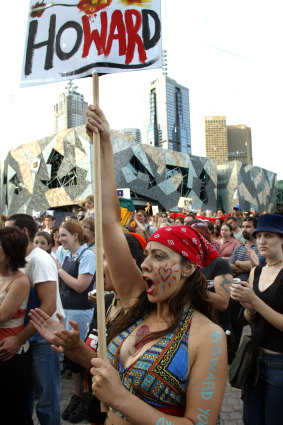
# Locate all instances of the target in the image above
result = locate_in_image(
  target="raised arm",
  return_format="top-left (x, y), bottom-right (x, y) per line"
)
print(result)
top-left (86, 105), bottom-right (145, 307)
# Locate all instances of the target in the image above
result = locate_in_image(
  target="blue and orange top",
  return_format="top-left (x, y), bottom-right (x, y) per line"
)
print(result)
top-left (107, 306), bottom-right (194, 418)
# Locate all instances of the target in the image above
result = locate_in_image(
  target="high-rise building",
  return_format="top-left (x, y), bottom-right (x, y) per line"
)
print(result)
top-left (119, 128), bottom-right (142, 143)
top-left (54, 81), bottom-right (88, 133)
top-left (143, 75), bottom-right (191, 153)
top-left (227, 124), bottom-right (253, 164)
top-left (204, 116), bottom-right (228, 165)
top-left (204, 116), bottom-right (253, 165)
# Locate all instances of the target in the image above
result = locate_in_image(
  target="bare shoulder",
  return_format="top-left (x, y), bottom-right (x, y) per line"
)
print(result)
top-left (11, 272), bottom-right (30, 288)
top-left (192, 311), bottom-right (225, 339)
top-left (189, 311), bottom-right (226, 365)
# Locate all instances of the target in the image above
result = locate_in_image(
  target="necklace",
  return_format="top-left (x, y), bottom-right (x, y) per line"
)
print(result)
top-left (266, 259), bottom-right (283, 267)
top-left (0, 274), bottom-right (12, 285)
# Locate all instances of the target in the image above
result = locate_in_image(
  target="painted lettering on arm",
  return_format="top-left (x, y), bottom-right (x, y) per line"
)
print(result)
top-left (155, 418), bottom-right (174, 425)
top-left (195, 408), bottom-right (211, 424)
top-left (200, 332), bottom-right (223, 401)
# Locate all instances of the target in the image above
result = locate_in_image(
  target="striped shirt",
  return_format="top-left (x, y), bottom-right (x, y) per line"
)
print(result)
top-left (0, 275), bottom-right (30, 353)
top-left (229, 242), bottom-right (262, 281)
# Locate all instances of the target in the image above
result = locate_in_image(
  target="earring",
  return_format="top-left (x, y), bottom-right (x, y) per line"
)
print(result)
top-left (182, 273), bottom-right (187, 278)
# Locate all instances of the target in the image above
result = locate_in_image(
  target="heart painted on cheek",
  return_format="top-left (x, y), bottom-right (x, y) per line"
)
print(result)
top-left (159, 266), bottom-right (172, 282)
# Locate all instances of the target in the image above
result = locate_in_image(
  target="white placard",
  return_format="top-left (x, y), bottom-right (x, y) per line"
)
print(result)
top-left (21, 0), bottom-right (162, 87)
top-left (117, 188), bottom-right (131, 198)
top-left (152, 205), bottom-right (159, 215)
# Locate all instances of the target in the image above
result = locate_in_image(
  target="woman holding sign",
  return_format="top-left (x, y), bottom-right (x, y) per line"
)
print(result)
top-left (83, 105), bottom-right (227, 425)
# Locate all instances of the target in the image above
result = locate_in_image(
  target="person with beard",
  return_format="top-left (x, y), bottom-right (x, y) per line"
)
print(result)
top-left (229, 216), bottom-right (263, 354)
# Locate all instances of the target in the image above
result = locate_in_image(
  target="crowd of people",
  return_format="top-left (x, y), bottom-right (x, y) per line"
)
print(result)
top-left (0, 105), bottom-right (282, 425)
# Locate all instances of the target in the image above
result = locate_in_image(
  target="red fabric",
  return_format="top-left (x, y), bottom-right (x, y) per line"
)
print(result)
top-left (170, 213), bottom-right (186, 218)
top-left (170, 212), bottom-right (232, 222)
top-left (154, 405), bottom-right (185, 417)
top-left (148, 226), bottom-right (219, 268)
top-left (130, 232), bottom-right (147, 250)
top-left (197, 213), bottom-right (232, 222)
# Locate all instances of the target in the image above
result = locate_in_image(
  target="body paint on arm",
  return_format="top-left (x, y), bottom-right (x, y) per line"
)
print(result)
top-left (196, 408), bottom-right (211, 424)
top-left (201, 332), bottom-right (223, 400)
top-left (155, 418), bottom-right (175, 425)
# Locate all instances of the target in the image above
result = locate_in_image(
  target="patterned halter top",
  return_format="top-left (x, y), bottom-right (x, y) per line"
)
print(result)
top-left (107, 306), bottom-right (194, 418)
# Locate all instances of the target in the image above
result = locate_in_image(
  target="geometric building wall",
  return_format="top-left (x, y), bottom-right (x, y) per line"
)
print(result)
top-left (1, 126), bottom-right (277, 216)
top-left (111, 131), bottom-right (216, 212)
top-left (217, 161), bottom-right (277, 213)
top-left (2, 126), bottom-right (216, 216)
top-left (2, 126), bottom-right (93, 216)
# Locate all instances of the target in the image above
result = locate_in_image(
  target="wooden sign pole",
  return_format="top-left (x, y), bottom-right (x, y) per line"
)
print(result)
top-left (92, 73), bottom-right (107, 412)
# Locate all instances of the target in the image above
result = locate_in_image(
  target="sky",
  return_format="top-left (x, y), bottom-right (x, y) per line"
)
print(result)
top-left (1, 0), bottom-right (283, 179)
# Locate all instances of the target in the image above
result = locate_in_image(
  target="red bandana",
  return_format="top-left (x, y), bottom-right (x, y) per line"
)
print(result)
top-left (148, 226), bottom-right (219, 268)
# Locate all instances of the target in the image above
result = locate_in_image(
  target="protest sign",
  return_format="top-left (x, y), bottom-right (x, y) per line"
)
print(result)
top-left (21, 0), bottom-right (162, 87)
top-left (21, 3), bottom-right (162, 411)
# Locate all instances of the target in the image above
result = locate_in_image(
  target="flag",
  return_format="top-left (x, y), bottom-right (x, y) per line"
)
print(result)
top-left (119, 198), bottom-right (135, 226)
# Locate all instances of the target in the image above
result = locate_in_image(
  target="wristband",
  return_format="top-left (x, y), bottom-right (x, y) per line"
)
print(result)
top-left (58, 268), bottom-right (63, 274)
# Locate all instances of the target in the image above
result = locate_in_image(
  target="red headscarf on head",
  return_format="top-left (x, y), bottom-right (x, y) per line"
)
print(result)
top-left (147, 226), bottom-right (219, 268)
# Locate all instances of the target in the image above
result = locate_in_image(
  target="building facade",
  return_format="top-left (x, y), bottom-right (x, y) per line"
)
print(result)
top-left (226, 124), bottom-right (253, 164)
top-left (2, 126), bottom-right (217, 216)
top-left (204, 116), bottom-right (228, 165)
top-left (218, 161), bottom-right (277, 213)
top-left (54, 81), bottom-right (88, 133)
top-left (205, 117), bottom-right (253, 165)
top-left (119, 128), bottom-right (142, 143)
top-left (143, 75), bottom-right (191, 154)
top-left (1, 125), bottom-right (277, 217)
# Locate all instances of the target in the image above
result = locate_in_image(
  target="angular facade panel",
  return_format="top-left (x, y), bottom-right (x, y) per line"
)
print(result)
top-left (217, 161), bottom-right (277, 213)
top-left (2, 126), bottom-right (217, 215)
top-left (1, 127), bottom-right (276, 216)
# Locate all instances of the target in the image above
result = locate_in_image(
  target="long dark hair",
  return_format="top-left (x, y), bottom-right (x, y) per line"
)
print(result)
top-left (107, 263), bottom-right (216, 345)
top-left (0, 226), bottom-right (28, 271)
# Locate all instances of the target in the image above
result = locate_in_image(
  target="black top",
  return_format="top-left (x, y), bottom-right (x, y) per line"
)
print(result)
top-left (202, 257), bottom-right (232, 280)
top-left (202, 258), bottom-right (233, 329)
top-left (252, 265), bottom-right (283, 353)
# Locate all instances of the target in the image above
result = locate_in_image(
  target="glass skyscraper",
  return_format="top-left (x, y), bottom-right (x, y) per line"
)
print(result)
top-left (54, 81), bottom-right (88, 133)
top-left (143, 75), bottom-right (191, 154)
